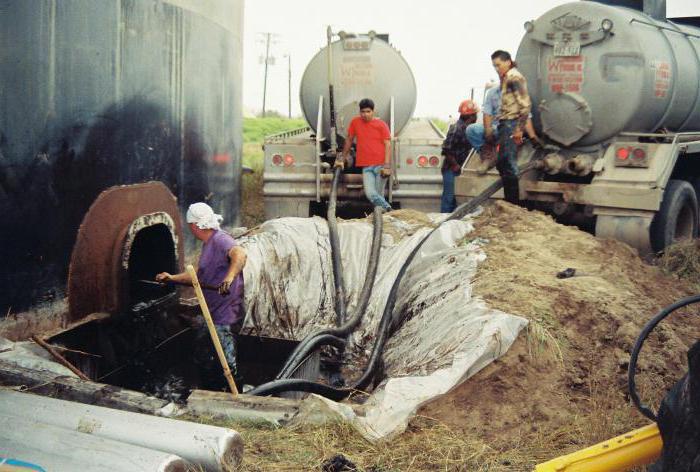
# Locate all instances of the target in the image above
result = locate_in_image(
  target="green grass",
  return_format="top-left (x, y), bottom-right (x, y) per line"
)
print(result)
top-left (428, 117), bottom-right (449, 133)
top-left (243, 117), bottom-right (307, 144)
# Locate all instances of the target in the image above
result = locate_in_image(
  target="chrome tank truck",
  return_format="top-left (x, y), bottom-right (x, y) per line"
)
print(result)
top-left (263, 30), bottom-right (445, 219)
top-left (457, 0), bottom-right (700, 254)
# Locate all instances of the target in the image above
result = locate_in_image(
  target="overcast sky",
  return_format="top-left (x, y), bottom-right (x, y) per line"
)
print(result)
top-left (242, 0), bottom-right (697, 119)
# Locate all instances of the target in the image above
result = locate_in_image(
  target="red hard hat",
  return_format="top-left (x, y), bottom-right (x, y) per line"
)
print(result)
top-left (458, 99), bottom-right (479, 115)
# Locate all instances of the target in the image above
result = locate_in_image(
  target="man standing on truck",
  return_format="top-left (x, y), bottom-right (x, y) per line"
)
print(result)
top-left (440, 99), bottom-right (478, 213)
top-left (335, 98), bottom-right (393, 211)
top-left (491, 50), bottom-right (533, 205)
top-left (155, 202), bottom-right (247, 388)
top-left (467, 82), bottom-right (540, 175)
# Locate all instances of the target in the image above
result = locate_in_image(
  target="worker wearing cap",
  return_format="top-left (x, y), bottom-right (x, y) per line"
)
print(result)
top-left (491, 49), bottom-right (535, 205)
top-left (440, 99), bottom-right (478, 213)
top-left (335, 98), bottom-right (393, 211)
top-left (155, 202), bottom-right (246, 387)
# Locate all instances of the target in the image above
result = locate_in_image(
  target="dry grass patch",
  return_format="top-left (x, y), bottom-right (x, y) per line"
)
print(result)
top-left (658, 239), bottom-right (700, 288)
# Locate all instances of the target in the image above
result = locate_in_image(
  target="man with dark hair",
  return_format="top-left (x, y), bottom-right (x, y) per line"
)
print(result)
top-left (440, 99), bottom-right (478, 213)
top-left (335, 98), bottom-right (392, 211)
top-left (490, 49), bottom-right (534, 205)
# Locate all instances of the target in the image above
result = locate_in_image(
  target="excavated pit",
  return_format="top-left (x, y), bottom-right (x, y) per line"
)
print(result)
top-left (47, 308), bottom-right (320, 402)
top-left (51, 198), bottom-right (319, 402)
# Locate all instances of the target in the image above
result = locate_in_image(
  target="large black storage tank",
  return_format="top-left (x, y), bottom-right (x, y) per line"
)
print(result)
top-left (0, 0), bottom-right (243, 317)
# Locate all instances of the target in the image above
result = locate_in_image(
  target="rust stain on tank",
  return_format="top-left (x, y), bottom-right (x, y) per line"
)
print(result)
top-left (67, 182), bottom-right (184, 323)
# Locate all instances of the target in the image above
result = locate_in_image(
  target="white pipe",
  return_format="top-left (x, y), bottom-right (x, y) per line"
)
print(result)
top-left (0, 390), bottom-right (243, 471)
top-left (0, 413), bottom-right (188, 472)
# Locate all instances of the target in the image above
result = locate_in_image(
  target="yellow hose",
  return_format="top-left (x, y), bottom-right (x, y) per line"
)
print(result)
top-left (535, 423), bottom-right (662, 472)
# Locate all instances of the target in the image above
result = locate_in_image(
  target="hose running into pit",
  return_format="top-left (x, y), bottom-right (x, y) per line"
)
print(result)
top-left (628, 293), bottom-right (700, 421)
top-left (327, 167), bottom-right (348, 327)
top-left (250, 161), bottom-right (539, 399)
top-left (275, 203), bottom-right (383, 380)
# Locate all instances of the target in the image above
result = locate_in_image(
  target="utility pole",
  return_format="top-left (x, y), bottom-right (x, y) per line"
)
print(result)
top-left (261, 32), bottom-right (271, 118)
top-left (287, 54), bottom-right (292, 119)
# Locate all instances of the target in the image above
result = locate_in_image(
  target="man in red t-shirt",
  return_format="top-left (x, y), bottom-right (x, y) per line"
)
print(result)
top-left (335, 98), bottom-right (392, 211)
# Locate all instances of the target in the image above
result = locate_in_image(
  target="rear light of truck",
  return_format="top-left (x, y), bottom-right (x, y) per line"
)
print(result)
top-left (406, 157), bottom-right (414, 165)
top-left (272, 154), bottom-right (283, 166)
top-left (615, 147), bottom-right (629, 160)
top-left (429, 155), bottom-right (440, 167)
top-left (417, 155), bottom-right (428, 167)
top-left (283, 154), bottom-right (295, 166)
top-left (615, 145), bottom-right (649, 167)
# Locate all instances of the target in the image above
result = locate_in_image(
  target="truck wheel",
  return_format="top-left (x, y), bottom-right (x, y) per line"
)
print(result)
top-left (650, 179), bottom-right (699, 253)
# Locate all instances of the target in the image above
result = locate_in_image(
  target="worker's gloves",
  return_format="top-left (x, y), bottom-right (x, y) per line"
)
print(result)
top-left (333, 159), bottom-right (345, 170)
top-left (380, 167), bottom-right (392, 177)
top-left (218, 279), bottom-right (233, 295)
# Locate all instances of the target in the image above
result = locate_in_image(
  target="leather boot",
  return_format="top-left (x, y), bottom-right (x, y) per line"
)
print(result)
top-left (477, 143), bottom-right (497, 175)
top-left (502, 176), bottom-right (521, 206)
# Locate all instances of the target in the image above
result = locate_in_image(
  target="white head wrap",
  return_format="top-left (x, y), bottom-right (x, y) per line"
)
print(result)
top-left (186, 202), bottom-right (223, 230)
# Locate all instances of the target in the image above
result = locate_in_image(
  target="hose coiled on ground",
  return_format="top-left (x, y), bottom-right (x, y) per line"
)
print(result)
top-left (628, 293), bottom-right (700, 421)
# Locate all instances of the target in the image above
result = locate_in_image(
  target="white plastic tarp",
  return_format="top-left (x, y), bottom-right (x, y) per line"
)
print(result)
top-left (237, 212), bottom-right (527, 441)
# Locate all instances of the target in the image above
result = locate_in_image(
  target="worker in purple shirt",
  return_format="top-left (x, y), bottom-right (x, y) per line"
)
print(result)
top-left (156, 202), bottom-right (246, 386)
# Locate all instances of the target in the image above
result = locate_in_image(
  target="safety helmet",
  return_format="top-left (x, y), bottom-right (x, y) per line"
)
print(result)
top-left (458, 99), bottom-right (479, 115)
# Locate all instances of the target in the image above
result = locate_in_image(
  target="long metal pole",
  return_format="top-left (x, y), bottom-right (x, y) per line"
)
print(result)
top-left (261, 32), bottom-right (271, 118)
top-left (326, 26), bottom-right (338, 152)
top-left (186, 264), bottom-right (239, 396)
top-left (288, 54), bottom-right (292, 119)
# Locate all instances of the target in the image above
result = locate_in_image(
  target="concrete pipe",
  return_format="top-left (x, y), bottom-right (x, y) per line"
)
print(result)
top-left (0, 413), bottom-right (189, 472)
top-left (0, 390), bottom-right (243, 471)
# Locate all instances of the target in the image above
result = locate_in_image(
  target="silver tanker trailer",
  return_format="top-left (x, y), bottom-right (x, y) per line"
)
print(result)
top-left (456, 0), bottom-right (700, 254)
top-left (263, 31), bottom-right (445, 219)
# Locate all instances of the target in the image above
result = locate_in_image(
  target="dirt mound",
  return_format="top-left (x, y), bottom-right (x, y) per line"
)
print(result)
top-left (420, 201), bottom-right (700, 456)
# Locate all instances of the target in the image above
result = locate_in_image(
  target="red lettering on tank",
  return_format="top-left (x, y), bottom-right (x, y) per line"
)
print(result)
top-left (651, 61), bottom-right (672, 99)
top-left (547, 56), bottom-right (585, 94)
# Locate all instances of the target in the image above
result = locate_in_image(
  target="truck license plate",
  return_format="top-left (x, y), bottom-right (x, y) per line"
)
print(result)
top-left (554, 41), bottom-right (581, 57)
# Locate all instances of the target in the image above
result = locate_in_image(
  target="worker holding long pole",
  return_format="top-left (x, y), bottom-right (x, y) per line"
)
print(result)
top-left (156, 203), bottom-right (246, 392)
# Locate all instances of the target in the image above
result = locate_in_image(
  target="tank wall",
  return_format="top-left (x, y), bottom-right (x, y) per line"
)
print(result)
top-left (517, 1), bottom-right (700, 146)
top-left (0, 0), bottom-right (243, 316)
top-left (299, 37), bottom-right (417, 139)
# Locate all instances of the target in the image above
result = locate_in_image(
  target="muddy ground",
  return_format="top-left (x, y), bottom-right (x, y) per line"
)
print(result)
top-left (420, 201), bottom-right (700, 456)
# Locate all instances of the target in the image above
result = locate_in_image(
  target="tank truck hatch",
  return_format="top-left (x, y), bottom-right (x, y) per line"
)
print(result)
top-left (539, 93), bottom-right (593, 146)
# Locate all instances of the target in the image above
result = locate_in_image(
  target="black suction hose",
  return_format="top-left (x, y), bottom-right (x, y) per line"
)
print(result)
top-left (328, 167), bottom-right (347, 326)
top-left (250, 161), bottom-right (538, 399)
top-left (275, 205), bottom-right (383, 380)
top-left (628, 293), bottom-right (700, 421)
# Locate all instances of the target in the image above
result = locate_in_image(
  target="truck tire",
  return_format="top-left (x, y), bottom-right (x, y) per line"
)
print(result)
top-left (650, 179), bottom-right (699, 253)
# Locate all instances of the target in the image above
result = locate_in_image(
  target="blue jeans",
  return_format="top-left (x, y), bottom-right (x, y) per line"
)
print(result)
top-left (466, 123), bottom-right (499, 152)
top-left (441, 168), bottom-right (457, 213)
top-left (362, 165), bottom-right (391, 210)
top-left (496, 120), bottom-right (519, 177)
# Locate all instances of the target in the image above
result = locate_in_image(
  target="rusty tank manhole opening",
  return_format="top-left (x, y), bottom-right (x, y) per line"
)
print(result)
top-left (126, 223), bottom-right (178, 309)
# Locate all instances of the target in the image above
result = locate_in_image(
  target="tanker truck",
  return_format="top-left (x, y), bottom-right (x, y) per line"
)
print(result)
top-left (455, 0), bottom-right (700, 254)
top-left (263, 31), bottom-right (445, 219)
